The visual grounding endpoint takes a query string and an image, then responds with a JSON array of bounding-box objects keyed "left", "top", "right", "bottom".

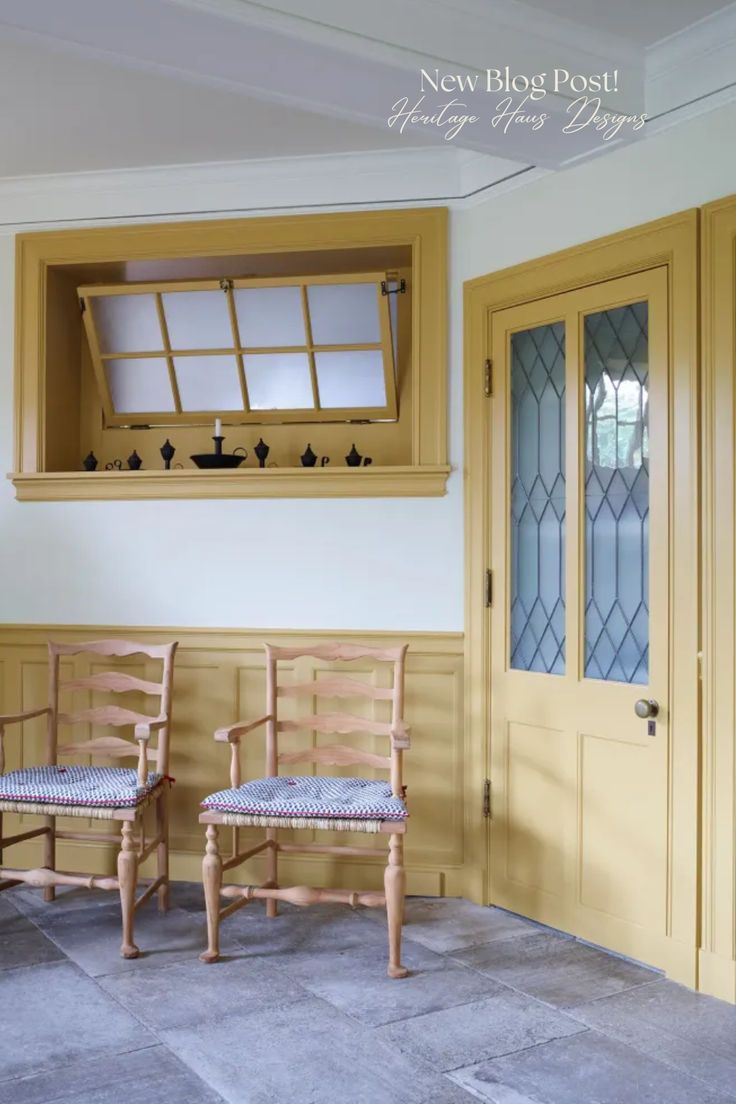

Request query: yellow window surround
[{"left": 9, "top": 207, "right": 449, "bottom": 501}]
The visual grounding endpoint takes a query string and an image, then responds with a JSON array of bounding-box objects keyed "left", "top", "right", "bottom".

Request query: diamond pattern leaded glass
[
  {"left": 510, "top": 323, "right": 566, "bottom": 674},
  {"left": 584, "top": 301, "right": 649, "bottom": 684}
]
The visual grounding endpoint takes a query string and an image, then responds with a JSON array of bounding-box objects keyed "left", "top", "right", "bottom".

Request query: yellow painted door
[{"left": 488, "top": 268, "right": 677, "bottom": 972}]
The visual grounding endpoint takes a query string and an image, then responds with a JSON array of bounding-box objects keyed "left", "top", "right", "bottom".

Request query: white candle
[{"left": 214, "top": 418, "right": 222, "bottom": 438}]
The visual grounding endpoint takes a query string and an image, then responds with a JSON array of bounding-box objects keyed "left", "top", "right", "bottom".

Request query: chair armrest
[
  {"left": 214, "top": 715, "right": 272, "bottom": 744},
  {"left": 0, "top": 708, "right": 50, "bottom": 774},
  {"left": 133, "top": 717, "right": 168, "bottom": 741},
  {"left": 390, "top": 722, "right": 411, "bottom": 750},
  {"left": 0, "top": 707, "right": 50, "bottom": 729}
]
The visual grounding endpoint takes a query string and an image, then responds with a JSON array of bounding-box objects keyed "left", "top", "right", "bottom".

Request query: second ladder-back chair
[
  {"left": 199, "top": 642, "right": 411, "bottom": 977},
  {"left": 0, "top": 639, "right": 177, "bottom": 958}
]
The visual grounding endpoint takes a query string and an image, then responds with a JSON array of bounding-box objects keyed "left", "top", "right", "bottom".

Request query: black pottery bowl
[{"left": 190, "top": 453, "right": 246, "bottom": 469}]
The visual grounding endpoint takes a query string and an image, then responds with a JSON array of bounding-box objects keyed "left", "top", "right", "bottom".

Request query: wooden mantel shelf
[{"left": 8, "top": 465, "right": 451, "bottom": 502}]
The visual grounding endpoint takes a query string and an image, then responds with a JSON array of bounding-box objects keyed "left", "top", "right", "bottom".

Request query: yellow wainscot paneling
[{"left": 0, "top": 626, "right": 476, "bottom": 902}]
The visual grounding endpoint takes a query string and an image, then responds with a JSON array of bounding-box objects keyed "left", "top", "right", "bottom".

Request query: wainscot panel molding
[{"left": 0, "top": 626, "right": 477, "bottom": 900}]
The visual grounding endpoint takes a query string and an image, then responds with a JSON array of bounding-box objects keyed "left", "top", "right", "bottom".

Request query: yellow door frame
[
  {"left": 700, "top": 194, "right": 736, "bottom": 1002},
  {"left": 463, "top": 211, "right": 700, "bottom": 985}
]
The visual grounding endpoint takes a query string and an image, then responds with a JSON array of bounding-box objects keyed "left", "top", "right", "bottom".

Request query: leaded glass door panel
[{"left": 488, "top": 268, "right": 672, "bottom": 972}]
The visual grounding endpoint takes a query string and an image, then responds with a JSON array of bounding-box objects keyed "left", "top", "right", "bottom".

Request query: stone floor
[{"left": 1, "top": 883, "right": 735, "bottom": 1103}]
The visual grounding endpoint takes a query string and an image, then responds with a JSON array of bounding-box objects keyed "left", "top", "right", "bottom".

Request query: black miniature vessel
[
  {"left": 345, "top": 443, "right": 372, "bottom": 467},
  {"left": 191, "top": 436, "right": 248, "bottom": 469},
  {"left": 82, "top": 451, "right": 98, "bottom": 471},
  {"left": 160, "top": 438, "right": 176, "bottom": 470},
  {"left": 254, "top": 437, "right": 270, "bottom": 468},
  {"left": 300, "top": 443, "right": 318, "bottom": 467},
  {"left": 127, "top": 450, "right": 143, "bottom": 470}
]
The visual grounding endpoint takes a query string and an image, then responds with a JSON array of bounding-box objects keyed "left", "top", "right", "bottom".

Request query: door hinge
[
  {"left": 485, "top": 569, "right": 493, "bottom": 607},
  {"left": 484, "top": 359, "right": 493, "bottom": 397},
  {"left": 483, "top": 778, "right": 491, "bottom": 818},
  {"left": 79, "top": 298, "right": 86, "bottom": 314}
]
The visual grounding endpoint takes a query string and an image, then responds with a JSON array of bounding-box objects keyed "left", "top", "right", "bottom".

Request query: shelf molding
[{"left": 8, "top": 465, "right": 452, "bottom": 502}]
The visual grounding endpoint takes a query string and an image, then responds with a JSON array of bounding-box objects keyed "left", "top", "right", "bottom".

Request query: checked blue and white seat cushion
[
  {"left": 202, "top": 775, "right": 408, "bottom": 829},
  {"left": 0, "top": 765, "right": 161, "bottom": 810}
]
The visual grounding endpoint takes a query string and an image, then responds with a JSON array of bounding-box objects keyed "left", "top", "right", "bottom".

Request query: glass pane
[
  {"left": 315, "top": 350, "right": 387, "bottom": 409},
  {"left": 92, "top": 294, "right": 162, "bottom": 354},
  {"left": 244, "top": 352, "right": 314, "bottom": 410},
  {"left": 162, "top": 290, "right": 232, "bottom": 349},
  {"left": 105, "top": 357, "right": 174, "bottom": 413},
  {"left": 308, "top": 282, "right": 380, "bottom": 345},
  {"left": 584, "top": 301, "right": 649, "bottom": 684},
  {"left": 174, "top": 355, "right": 243, "bottom": 412},
  {"left": 234, "top": 286, "right": 305, "bottom": 347},
  {"left": 510, "top": 323, "right": 566, "bottom": 674}
]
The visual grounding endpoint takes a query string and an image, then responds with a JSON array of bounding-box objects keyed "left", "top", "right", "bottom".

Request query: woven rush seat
[
  {"left": 0, "top": 764, "right": 162, "bottom": 819},
  {"left": 201, "top": 775, "right": 408, "bottom": 832}
]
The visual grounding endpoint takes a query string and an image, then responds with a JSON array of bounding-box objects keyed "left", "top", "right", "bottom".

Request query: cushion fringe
[{"left": 0, "top": 784, "right": 163, "bottom": 820}]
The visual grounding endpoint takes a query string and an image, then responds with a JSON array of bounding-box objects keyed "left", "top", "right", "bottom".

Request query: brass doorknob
[{"left": 634, "top": 699, "right": 659, "bottom": 719}]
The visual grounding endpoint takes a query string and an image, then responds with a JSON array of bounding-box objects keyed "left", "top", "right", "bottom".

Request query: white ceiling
[
  {"left": 0, "top": 0, "right": 732, "bottom": 181},
  {"left": 522, "top": 0, "right": 732, "bottom": 44},
  {"left": 0, "top": 35, "right": 428, "bottom": 177}
]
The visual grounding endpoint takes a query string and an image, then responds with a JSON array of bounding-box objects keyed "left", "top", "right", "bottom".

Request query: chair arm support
[
  {"left": 390, "top": 722, "right": 411, "bottom": 750},
  {"left": 133, "top": 717, "right": 167, "bottom": 786},
  {"left": 133, "top": 717, "right": 168, "bottom": 741},
  {"left": 214, "top": 715, "right": 272, "bottom": 744}
]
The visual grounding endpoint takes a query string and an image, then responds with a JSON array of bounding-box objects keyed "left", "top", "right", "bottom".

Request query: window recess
[{"left": 79, "top": 273, "right": 399, "bottom": 426}]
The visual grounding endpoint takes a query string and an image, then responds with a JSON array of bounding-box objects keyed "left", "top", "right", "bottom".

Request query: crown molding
[
  {"left": 646, "top": 3, "right": 736, "bottom": 120},
  {"left": 173, "top": 0, "right": 642, "bottom": 70},
  {"left": 0, "top": 146, "right": 531, "bottom": 228}
]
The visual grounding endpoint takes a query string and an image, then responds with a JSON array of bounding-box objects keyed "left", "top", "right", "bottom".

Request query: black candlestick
[{"left": 213, "top": 435, "right": 225, "bottom": 458}]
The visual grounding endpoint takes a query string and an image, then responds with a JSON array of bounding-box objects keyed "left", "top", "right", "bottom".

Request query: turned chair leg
[
  {"left": 200, "top": 824, "right": 222, "bottom": 963},
  {"left": 385, "top": 834, "right": 408, "bottom": 978},
  {"left": 43, "top": 815, "right": 56, "bottom": 902},
  {"left": 156, "top": 787, "right": 169, "bottom": 912},
  {"left": 266, "top": 828, "right": 278, "bottom": 918},
  {"left": 118, "top": 821, "right": 140, "bottom": 958}
]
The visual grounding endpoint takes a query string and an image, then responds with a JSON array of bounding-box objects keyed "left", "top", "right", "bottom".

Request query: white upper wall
[{"left": 0, "top": 102, "right": 734, "bottom": 631}]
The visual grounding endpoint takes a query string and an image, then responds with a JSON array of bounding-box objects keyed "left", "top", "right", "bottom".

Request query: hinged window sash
[{"left": 78, "top": 272, "right": 399, "bottom": 427}]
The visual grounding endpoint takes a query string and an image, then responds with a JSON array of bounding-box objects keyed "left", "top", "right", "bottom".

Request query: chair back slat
[
  {"left": 61, "top": 673, "right": 163, "bottom": 696},
  {"left": 266, "top": 643, "right": 407, "bottom": 662},
  {"left": 47, "top": 640, "right": 178, "bottom": 774},
  {"left": 278, "top": 744, "right": 391, "bottom": 770},
  {"left": 58, "top": 706, "right": 160, "bottom": 729},
  {"left": 277, "top": 677, "right": 393, "bottom": 701},
  {"left": 49, "top": 639, "right": 174, "bottom": 660},
  {"left": 278, "top": 712, "right": 392, "bottom": 737},
  {"left": 264, "top": 641, "right": 409, "bottom": 797},
  {"left": 59, "top": 736, "right": 142, "bottom": 759}
]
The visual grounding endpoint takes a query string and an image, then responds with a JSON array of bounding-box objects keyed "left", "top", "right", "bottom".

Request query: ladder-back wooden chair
[
  {"left": 199, "top": 642, "right": 411, "bottom": 977},
  {"left": 0, "top": 639, "right": 177, "bottom": 958}
]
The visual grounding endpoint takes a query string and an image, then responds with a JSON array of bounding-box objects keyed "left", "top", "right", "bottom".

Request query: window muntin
[{"left": 79, "top": 273, "right": 398, "bottom": 426}]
